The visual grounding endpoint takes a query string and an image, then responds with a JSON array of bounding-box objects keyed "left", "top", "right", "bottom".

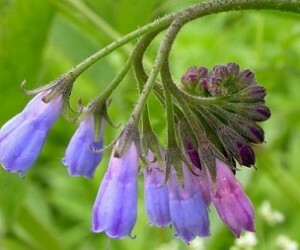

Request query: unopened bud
[
  {"left": 236, "top": 141, "right": 255, "bottom": 167},
  {"left": 214, "top": 65, "right": 229, "bottom": 80},
  {"left": 239, "top": 69, "right": 255, "bottom": 85},
  {"left": 218, "top": 127, "right": 255, "bottom": 167},
  {"left": 236, "top": 84, "right": 266, "bottom": 102},
  {"left": 226, "top": 62, "right": 240, "bottom": 78},
  {"left": 250, "top": 105, "right": 271, "bottom": 121}
]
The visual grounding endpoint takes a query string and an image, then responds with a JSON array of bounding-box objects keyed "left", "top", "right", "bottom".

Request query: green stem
[
  {"left": 164, "top": 83, "right": 177, "bottom": 147},
  {"left": 66, "top": 13, "right": 177, "bottom": 79},
  {"left": 76, "top": 56, "right": 132, "bottom": 123},
  {"left": 96, "top": 58, "right": 132, "bottom": 102},
  {"left": 132, "top": 30, "right": 164, "bottom": 133},
  {"left": 126, "top": 10, "right": 184, "bottom": 127},
  {"left": 59, "top": 0, "right": 300, "bottom": 83}
]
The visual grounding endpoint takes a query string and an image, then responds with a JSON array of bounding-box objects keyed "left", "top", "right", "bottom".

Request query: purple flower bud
[
  {"left": 180, "top": 66, "right": 199, "bottom": 85},
  {"left": 253, "top": 106, "right": 271, "bottom": 121},
  {"left": 186, "top": 140, "right": 201, "bottom": 169},
  {"left": 247, "top": 125, "right": 264, "bottom": 143},
  {"left": 0, "top": 92, "right": 61, "bottom": 175},
  {"left": 239, "top": 69, "right": 255, "bottom": 85},
  {"left": 236, "top": 104, "right": 271, "bottom": 122},
  {"left": 92, "top": 142, "right": 139, "bottom": 239},
  {"left": 237, "top": 84, "right": 266, "bottom": 102},
  {"left": 62, "top": 117, "right": 103, "bottom": 179},
  {"left": 211, "top": 159, "right": 255, "bottom": 237},
  {"left": 143, "top": 152, "right": 171, "bottom": 227},
  {"left": 214, "top": 65, "right": 229, "bottom": 80},
  {"left": 236, "top": 141, "right": 255, "bottom": 167},
  {"left": 226, "top": 62, "right": 240, "bottom": 77},
  {"left": 181, "top": 66, "right": 208, "bottom": 86},
  {"left": 168, "top": 166, "right": 210, "bottom": 243}
]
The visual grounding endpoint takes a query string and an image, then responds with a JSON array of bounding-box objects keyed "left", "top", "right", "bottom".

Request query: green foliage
[{"left": 0, "top": 0, "right": 300, "bottom": 249}]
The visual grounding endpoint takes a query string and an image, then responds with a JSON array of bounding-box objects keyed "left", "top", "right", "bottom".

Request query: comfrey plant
[{"left": 1, "top": 0, "right": 300, "bottom": 245}]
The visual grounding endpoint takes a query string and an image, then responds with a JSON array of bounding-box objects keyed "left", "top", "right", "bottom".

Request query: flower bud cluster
[{"left": 181, "top": 63, "right": 270, "bottom": 168}]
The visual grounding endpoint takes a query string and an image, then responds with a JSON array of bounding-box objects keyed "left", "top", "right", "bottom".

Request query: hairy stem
[{"left": 61, "top": 0, "right": 300, "bottom": 83}]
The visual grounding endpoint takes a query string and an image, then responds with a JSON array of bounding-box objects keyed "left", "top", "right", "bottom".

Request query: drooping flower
[
  {"left": 168, "top": 166, "right": 210, "bottom": 243},
  {"left": 210, "top": 159, "right": 255, "bottom": 237},
  {"left": 143, "top": 151, "right": 171, "bottom": 227},
  {"left": 62, "top": 116, "right": 103, "bottom": 179},
  {"left": 0, "top": 92, "right": 61, "bottom": 175},
  {"left": 92, "top": 141, "right": 139, "bottom": 239}
]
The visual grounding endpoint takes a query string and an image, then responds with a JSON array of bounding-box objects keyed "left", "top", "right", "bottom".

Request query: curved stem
[
  {"left": 126, "top": 12, "right": 185, "bottom": 127},
  {"left": 63, "top": 0, "right": 300, "bottom": 83},
  {"left": 96, "top": 57, "right": 132, "bottom": 102},
  {"left": 66, "top": 13, "right": 177, "bottom": 79},
  {"left": 132, "top": 30, "right": 162, "bottom": 133}
]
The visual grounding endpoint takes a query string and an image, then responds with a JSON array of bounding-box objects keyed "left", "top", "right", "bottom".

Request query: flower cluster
[
  {"left": 0, "top": 88, "right": 104, "bottom": 178},
  {"left": 0, "top": 63, "right": 270, "bottom": 243}
]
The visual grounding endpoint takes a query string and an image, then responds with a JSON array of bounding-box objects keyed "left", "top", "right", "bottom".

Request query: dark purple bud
[
  {"left": 186, "top": 141, "right": 201, "bottom": 169},
  {"left": 236, "top": 141, "right": 255, "bottom": 167},
  {"left": 252, "top": 105, "right": 271, "bottom": 121},
  {"left": 229, "top": 113, "right": 265, "bottom": 143},
  {"left": 225, "top": 103, "right": 271, "bottom": 122},
  {"left": 239, "top": 69, "right": 255, "bottom": 85},
  {"left": 217, "top": 127, "right": 255, "bottom": 167},
  {"left": 247, "top": 125, "right": 264, "bottom": 143}
]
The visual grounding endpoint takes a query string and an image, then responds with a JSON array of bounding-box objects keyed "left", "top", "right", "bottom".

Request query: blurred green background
[{"left": 0, "top": 0, "right": 300, "bottom": 249}]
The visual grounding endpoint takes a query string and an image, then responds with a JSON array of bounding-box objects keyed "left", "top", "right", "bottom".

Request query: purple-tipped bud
[
  {"left": 218, "top": 128, "right": 255, "bottom": 167},
  {"left": 0, "top": 92, "right": 61, "bottom": 175},
  {"left": 231, "top": 103, "right": 271, "bottom": 122},
  {"left": 180, "top": 66, "right": 199, "bottom": 85},
  {"left": 236, "top": 141, "right": 255, "bottom": 167},
  {"left": 168, "top": 166, "right": 210, "bottom": 243},
  {"left": 239, "top": 69, "right": 255, "bottom": 85},
  {"left": 214, "top": 65, "right": 229, "bottom": 80},
  {"left": 62, "top": 117, "right": 103, "bottom": 179},
  {"left": 92, "top": 142, "right": 139, "bottom": 239},
  {"left": 211, "top": 159, "right": 255, "bottom": 237},
  {"left": 226, "top": 62, "right": 240, "bottom": 78},
  {"left": 181, "top": 67, "right": 208, "bottom": 94},
  {"left": 247, "top": 125, "right": 264, "bottom": 143},
  {"left": 206, "top": 73, "right": 223, "bottom": 96},
  {"left": 186, "top": 141, "right": 201, "bottom": 169},
  {"left": 237, "top": 84, "right": 266, "bottom": 102},
  {"left": 253, "top": 106, "right": 271, "bottom": 121},
  {"left": 143, "top": 152, "right": 171, "bottom": 228}
]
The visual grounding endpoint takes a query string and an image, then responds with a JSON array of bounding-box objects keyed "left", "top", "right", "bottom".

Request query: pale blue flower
[
  {"left": 62, "top": 117, "right": 103, "bottom": 179},
  {"left": 143, "top": 151, "right": 171, "bottom": 227},
  {"left": 92, "top": 142, "right": 139, "bottom": 238},
  {"left": 168, "top": 166, "right": 210, "bottom": 243},
  {"left": 0, "top": 92, "right": 61, "bottom": 175}
]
